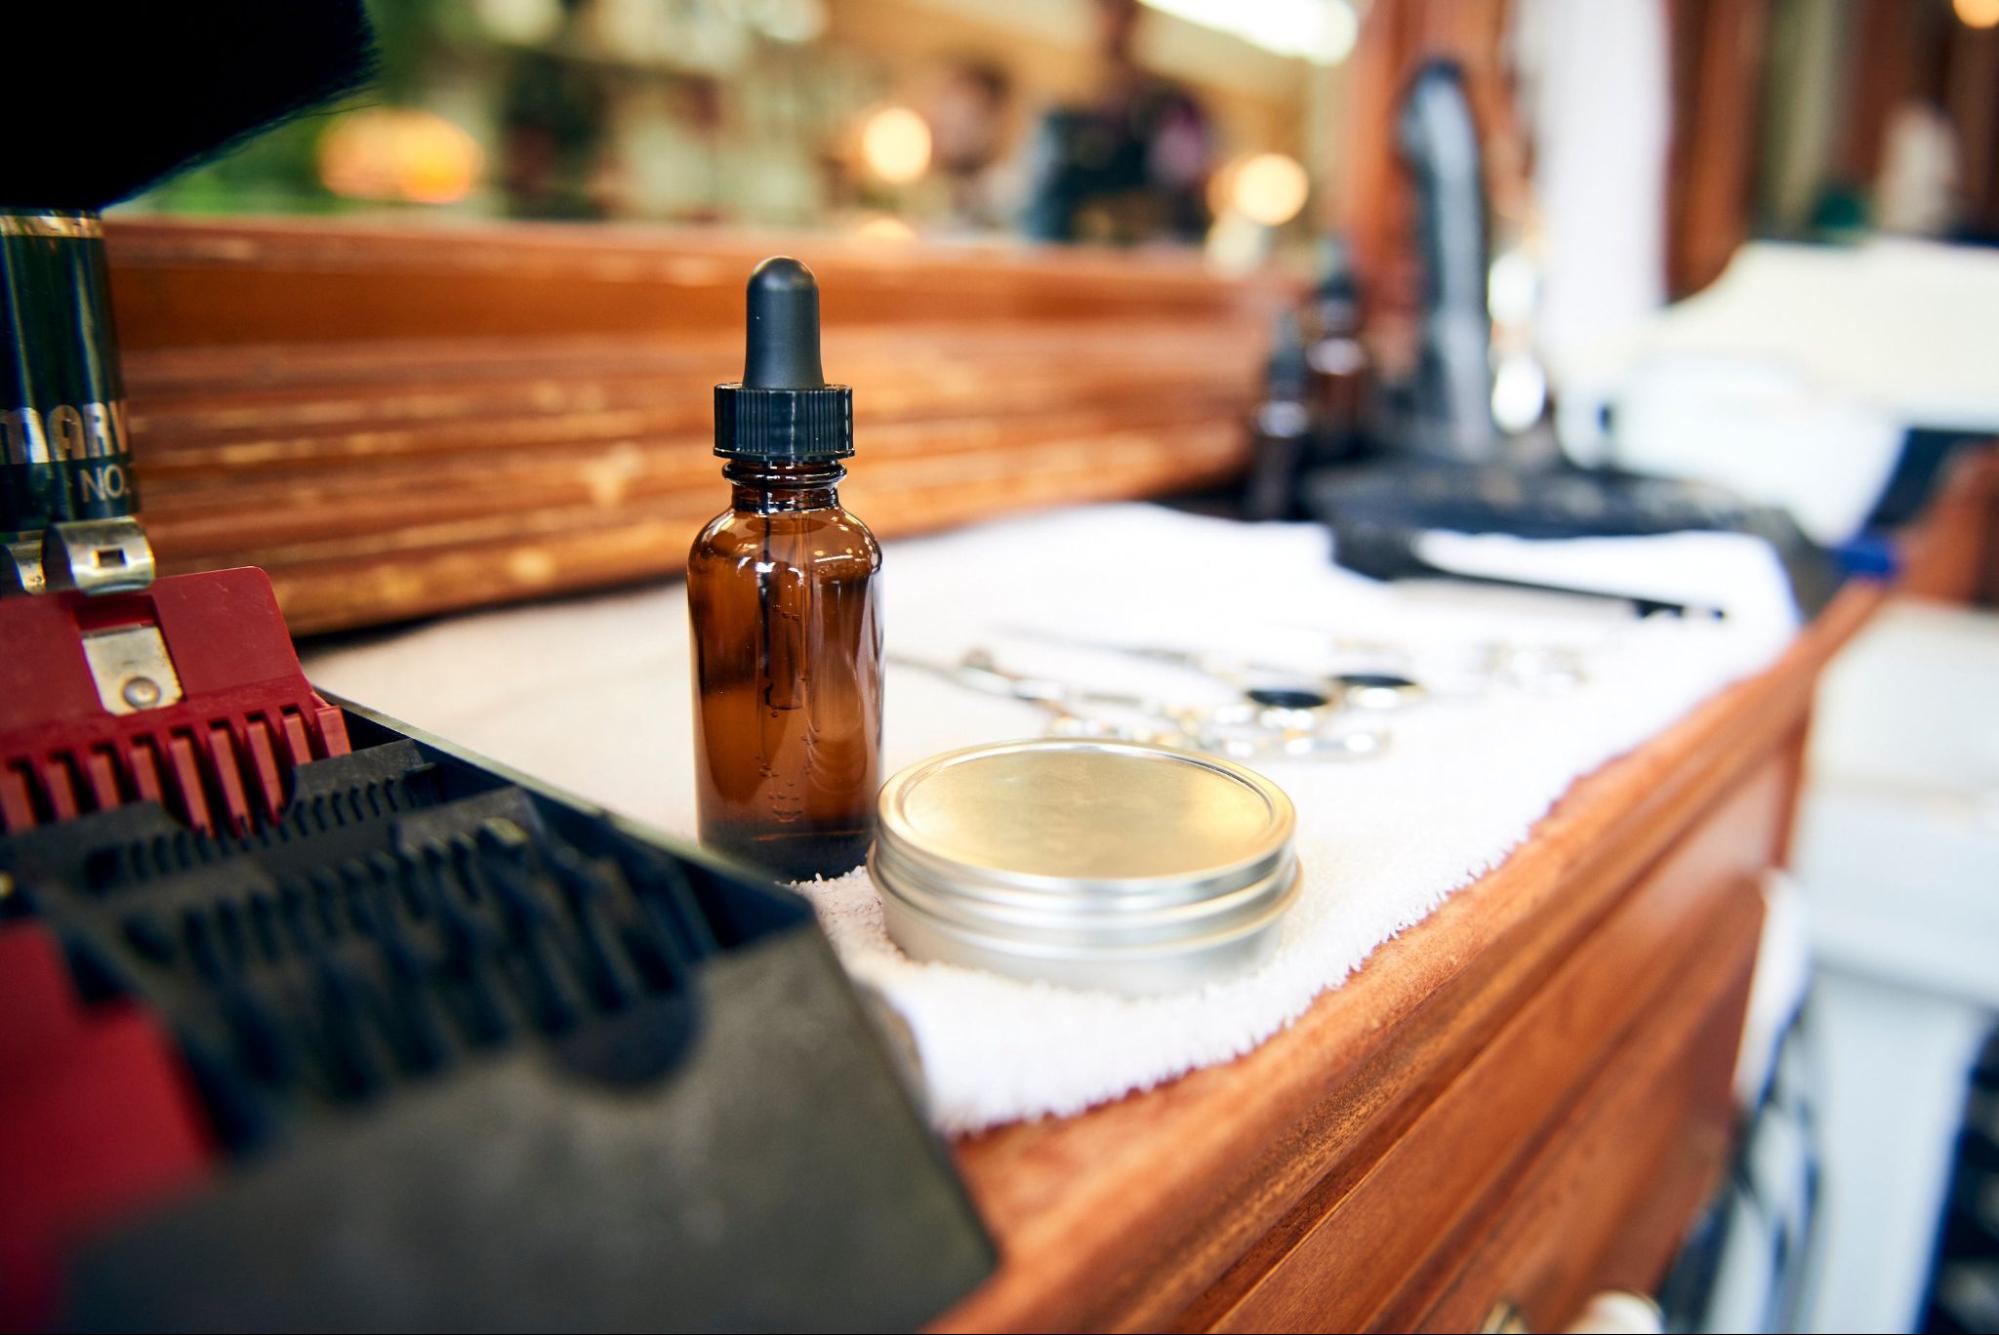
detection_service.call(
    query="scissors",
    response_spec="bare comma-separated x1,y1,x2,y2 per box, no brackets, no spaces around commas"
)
891,649,1387,762
1002,633,1434,715
1019,631,1587,704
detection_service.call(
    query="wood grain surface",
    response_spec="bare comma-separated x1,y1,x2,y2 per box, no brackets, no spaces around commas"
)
1899,447,1999,606
1212,761,1778,1332
104,219,1291,635
933,579,1883,1333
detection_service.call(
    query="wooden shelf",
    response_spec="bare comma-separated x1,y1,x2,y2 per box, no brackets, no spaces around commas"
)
105,218,1290,635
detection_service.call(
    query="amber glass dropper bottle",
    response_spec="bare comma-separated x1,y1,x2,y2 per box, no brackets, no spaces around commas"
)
688,257,883,881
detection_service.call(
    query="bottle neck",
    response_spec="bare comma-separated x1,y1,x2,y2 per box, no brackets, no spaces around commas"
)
725,458,845,513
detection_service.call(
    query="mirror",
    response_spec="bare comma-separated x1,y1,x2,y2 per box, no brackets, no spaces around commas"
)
126,0,1355,267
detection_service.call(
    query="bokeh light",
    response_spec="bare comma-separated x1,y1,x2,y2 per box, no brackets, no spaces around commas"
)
472,0,564,45
1955,0,1999,27
859,106,933,186
319,109,484,205
1142,0,1358,65
1230,153,1310,227
852,213,918,243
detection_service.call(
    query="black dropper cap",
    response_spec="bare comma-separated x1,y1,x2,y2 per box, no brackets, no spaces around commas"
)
1265,310,1309,402
714,257,854,460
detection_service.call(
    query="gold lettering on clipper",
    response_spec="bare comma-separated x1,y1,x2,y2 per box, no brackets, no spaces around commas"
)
1,400,128,465
1,407,48,465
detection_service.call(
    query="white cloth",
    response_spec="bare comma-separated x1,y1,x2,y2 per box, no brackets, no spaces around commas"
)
1568,239,1999,437
304,504,1799,1132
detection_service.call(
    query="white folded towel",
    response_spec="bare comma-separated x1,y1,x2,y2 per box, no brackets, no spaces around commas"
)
305,504,1800,1132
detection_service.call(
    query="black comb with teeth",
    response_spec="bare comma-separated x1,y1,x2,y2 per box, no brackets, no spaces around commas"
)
3,701,993,1331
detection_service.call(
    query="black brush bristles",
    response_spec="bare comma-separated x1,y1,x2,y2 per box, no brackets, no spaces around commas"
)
8,1,377,211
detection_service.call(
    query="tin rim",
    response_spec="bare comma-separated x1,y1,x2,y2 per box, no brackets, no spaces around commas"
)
876,856,1302,964
873,846,1299,948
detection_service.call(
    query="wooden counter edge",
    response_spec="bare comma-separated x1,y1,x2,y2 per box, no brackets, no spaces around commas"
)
929,577,1886,1334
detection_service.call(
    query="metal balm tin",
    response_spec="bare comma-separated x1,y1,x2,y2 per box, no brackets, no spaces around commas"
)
870,739,1301,995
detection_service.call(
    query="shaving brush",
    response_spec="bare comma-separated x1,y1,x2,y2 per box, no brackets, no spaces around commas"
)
9,3,376,212
3,1,375,595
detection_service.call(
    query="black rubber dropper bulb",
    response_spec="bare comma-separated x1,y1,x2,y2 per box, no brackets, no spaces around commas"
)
742,257,826,389
713,256,854,461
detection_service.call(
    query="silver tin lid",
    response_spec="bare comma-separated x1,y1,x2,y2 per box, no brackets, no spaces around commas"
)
870,739,1300,994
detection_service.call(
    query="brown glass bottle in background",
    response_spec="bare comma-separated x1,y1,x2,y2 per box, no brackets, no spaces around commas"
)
1302,239,1372,463
689,258,882,881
